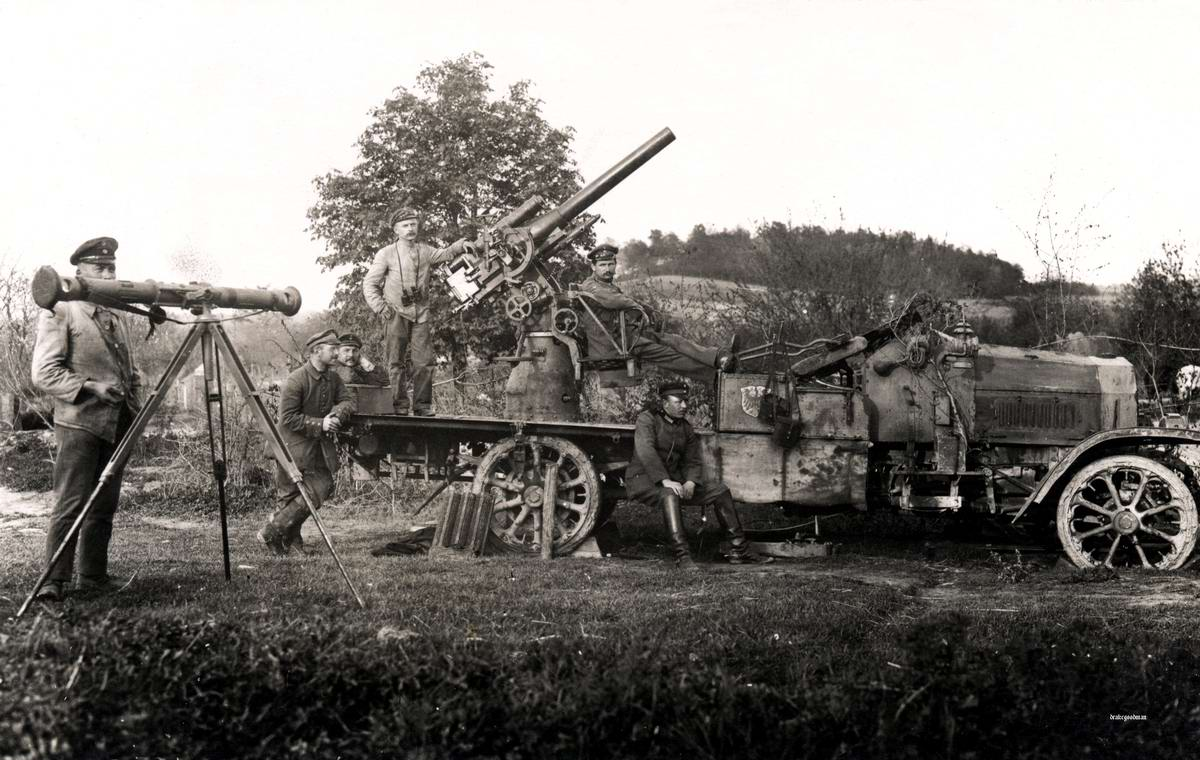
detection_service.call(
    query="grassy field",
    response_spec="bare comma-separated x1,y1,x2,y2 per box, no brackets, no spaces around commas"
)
4,479,1200,759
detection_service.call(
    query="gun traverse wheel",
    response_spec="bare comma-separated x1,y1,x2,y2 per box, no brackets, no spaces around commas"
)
1056,455,1199,570
504,293,533,322
472,435,600,555
552,307,579,334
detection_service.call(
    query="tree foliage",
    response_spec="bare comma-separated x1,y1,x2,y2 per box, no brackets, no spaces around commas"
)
308,53,583,364
620,223,1025,300
1116,243,1200,401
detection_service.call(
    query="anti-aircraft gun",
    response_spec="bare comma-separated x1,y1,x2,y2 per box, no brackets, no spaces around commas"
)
438,127,676,421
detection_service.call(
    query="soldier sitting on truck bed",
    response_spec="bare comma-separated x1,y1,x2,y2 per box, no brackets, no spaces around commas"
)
626,380,773,569
576,244,738,381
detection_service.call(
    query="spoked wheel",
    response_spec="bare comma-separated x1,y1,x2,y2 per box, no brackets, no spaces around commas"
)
1057,455,1199,570
471,435,600,555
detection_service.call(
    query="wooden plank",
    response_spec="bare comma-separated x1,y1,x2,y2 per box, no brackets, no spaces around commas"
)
541,463,559,560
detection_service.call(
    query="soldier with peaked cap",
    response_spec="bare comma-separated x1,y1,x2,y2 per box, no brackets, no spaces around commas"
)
257,329,355,554
625,380,772,569
362,206,478,416
577,244,739,381
335,333,389,387
31,237,144,601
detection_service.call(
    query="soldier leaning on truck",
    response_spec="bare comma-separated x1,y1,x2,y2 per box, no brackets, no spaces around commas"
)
576,244,738,381
257,329,354,554
31,237,144,602
362,206,477,416
335,333,388,387
626,381,772,569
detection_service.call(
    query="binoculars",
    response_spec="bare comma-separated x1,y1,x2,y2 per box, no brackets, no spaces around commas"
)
399,285,426,307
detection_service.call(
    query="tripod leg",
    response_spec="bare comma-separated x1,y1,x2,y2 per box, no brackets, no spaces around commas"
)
200,327,233,581
17,325,204,619
212,325,366,609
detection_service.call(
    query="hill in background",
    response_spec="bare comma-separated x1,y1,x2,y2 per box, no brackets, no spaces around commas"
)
617,223,1089,300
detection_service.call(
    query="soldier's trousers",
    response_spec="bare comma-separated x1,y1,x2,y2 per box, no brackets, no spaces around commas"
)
385,313,434,412
630,330,719,382
46,422,128,583
269,463,335,534
627,479,735,514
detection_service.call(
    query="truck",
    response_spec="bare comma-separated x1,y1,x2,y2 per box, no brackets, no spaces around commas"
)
349,129,1198,571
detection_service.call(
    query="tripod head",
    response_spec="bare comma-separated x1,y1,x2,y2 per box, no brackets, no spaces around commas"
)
31,266,302,316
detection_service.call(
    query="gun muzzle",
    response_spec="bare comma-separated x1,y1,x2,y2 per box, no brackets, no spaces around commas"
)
32,266,302,316
526,127,676,242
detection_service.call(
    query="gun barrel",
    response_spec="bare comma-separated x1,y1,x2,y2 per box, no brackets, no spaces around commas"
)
527,127,675,242
31,266,303,316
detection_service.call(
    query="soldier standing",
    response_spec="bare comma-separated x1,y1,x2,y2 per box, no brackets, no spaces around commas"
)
31,237,143,601
257,329,354,554
625,381,772,569
577,244,738,381
362,206,476,416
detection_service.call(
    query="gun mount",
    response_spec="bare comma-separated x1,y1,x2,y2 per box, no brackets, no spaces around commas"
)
440,128,676,420
442,127,675,317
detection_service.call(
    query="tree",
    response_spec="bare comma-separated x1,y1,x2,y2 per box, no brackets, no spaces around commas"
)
307,53,584,365
1013,174,1110,344
0,257,46,427
1117,244,1200,407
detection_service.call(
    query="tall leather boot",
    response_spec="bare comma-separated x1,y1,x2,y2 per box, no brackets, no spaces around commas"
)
713,492,774,565
662,493,698,570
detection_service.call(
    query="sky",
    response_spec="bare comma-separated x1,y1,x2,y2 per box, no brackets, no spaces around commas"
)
2,0,1198,313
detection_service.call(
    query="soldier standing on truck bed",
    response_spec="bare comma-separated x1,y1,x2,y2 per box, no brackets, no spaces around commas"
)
625,381,773,569
362,206,478,416
576,244,739,381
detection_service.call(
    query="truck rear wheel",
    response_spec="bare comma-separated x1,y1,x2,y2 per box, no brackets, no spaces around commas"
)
472,435,600,555
1056,455,1199,570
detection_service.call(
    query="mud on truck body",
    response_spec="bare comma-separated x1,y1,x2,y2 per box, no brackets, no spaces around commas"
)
347,127,1198,570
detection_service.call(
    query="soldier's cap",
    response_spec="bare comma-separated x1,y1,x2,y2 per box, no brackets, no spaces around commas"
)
389,206,419,226
658,380,689,399
305,329,341,351
587,244,618,263
338,333,363,348
70,237,118,266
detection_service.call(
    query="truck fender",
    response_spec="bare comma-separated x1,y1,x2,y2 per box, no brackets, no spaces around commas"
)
1011,426,1200,524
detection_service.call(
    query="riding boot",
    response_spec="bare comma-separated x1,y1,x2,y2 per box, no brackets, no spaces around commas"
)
713,491,774,564
662,493,698,570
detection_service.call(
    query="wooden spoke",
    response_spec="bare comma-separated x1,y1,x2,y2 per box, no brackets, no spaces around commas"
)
1103,535,1121,567
1077,523,1114,540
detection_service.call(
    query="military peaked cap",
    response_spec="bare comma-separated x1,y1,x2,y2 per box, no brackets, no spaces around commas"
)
70,236,118,265
587,244,618,263
305,329,340,351
389,206,419,226
338,333,363,348
658,380,689,398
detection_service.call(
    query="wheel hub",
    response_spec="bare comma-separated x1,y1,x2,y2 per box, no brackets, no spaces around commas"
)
1113,509,1140,535
523,485,544,506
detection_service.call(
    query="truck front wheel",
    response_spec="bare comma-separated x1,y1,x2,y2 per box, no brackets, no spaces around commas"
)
1056,455,1199,570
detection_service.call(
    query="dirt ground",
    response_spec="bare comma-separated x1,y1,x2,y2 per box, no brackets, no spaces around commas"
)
7,484,1200,613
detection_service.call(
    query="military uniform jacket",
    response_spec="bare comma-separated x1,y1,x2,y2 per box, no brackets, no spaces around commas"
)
576,275,652,353
625,409,705,492
278,362,355,474
32,301,143,442
362,238,468,324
